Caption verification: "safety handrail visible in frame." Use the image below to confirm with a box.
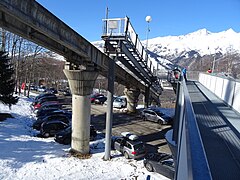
[102,17,155,74]
[175,79,212,180]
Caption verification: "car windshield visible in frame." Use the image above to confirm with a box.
[133,143,144,150]
[64,126,71,133]
[155,111,165,116]
[114,98,122,102]
[162,159,174,167]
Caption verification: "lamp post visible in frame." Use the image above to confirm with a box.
[212,55,216,74]
[212,48,217,73]
[145,15,152,50]
[143,16,152,108]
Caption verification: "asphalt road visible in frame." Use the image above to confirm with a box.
[59,87,175,154]
[91,104,172,154]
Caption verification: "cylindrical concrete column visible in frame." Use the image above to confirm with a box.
[72,95,91,154]
[124,87,140,113]
[64,69,98,154]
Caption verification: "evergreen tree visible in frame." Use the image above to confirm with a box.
[0,51,18,108]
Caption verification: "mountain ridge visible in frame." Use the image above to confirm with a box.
[146,28,240,59]
[92,28,240,72]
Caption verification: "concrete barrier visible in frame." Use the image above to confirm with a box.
[232,82,240,112]
[199,73,240,113]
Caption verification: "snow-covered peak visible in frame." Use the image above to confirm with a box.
[225,28,236,34]
[187,28,211,36]
[147,28,240,57]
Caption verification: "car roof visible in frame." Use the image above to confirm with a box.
[44,113,68,118]
[146,152,172,161]
[117,137,144,145]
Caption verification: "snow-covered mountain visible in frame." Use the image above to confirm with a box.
[145,28,240,59]
[92,29,240,73]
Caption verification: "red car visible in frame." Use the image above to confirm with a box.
[90,94,104,103]
[34,101,59,110]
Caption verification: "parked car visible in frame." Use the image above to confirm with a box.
[33,102,62,114]
[37,110,72,121]
[113,97,127,108]
[62,90,71,96]
[33,93,56,104]
[33,101,60,111]
[32,95,58,106]
[30,85,38,91]
[46,87,58,94]
[91,94,104,103]
[143,152,175,179]
[113,132,146,159]
[33,114,70,130]
[141,108,173,125]
[40,120,69,138]
[38,86,47,92]
[36,107,62,118]
[58,89,71,96]
[94,95,107,104]
[54,125,97,145]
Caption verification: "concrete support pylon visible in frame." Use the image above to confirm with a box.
[63,68,98,154]
[124,87,140,113]
[144,85,150,108]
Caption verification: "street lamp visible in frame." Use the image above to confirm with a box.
[212,48,217,73]
[145,15,152,50]
[143,16,152,108]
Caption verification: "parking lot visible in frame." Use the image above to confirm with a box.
[60,87,175,154]
[91,104,172,154]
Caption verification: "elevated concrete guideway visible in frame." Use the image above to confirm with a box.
[0,0,161,96]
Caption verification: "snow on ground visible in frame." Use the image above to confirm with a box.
[0,96,169,180]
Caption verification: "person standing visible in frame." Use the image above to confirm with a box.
[207,68,212,73]
[182,67,187,81]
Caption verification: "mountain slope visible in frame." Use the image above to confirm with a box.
[146,28,240,59]
[92,29,240,77]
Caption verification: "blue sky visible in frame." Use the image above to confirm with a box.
[36,0,240,42]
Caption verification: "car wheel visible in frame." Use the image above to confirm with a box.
[145,162,154,172]
[111,141,116,150]
[124,152,130,159]
[43,132,50,138]
[143,116,146,121]
[63,138,71,145]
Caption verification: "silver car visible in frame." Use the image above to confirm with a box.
[141,109,173,125]
[114,136,146,159]
[113,97,127,108]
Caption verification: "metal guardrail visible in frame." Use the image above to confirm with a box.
[102,17,153,74]
[174,79,212,180]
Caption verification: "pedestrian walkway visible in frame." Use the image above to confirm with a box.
[187,81,240,180]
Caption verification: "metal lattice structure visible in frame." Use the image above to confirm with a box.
[102,17,162,96]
